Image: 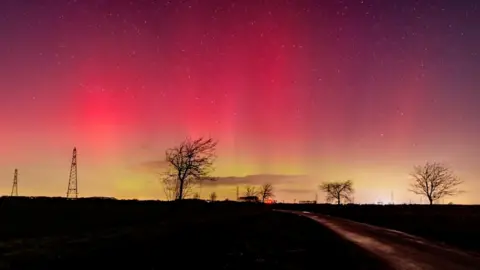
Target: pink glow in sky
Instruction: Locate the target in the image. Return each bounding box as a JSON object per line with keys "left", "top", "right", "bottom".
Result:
{"left": 1, "top": 1, "right": 480, "bottom": 203}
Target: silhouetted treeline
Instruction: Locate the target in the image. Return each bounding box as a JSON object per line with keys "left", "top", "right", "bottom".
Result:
{"left": 273, "top": 203, "right": 480, "bottom": 252}
{"left": 0, "top": 196, "right": 267, "bottom": 241}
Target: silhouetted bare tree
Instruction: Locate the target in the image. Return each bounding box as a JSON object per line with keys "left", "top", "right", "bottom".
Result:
{"left": 244, "top": 186, "right": 258, "bottom": 197}
{"left": 162, "top": 137, "right": 217, "bottom": 200}
{"left": 162, "top": 174, "right": 182, "bottom": 200}
{"left": 259, "top": 183, "right": 274, "bottom": 202}
{"left": 320, "top": 180, "right": 354, "bottom": 205}
{"left": 209, "top": 191, "right": 217, "bottom": 202}
{"left": 409, "top": 162, "right": 463, "bottom": 205}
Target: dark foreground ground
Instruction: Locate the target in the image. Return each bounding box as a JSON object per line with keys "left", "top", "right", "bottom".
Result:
{"left": 0, "top": 197, "right": 390, "bottom": 269}
{"left": 274, "top": 204, "right": 480, "bottom": 253}
{"left": 290, "top": 210, "right": 480, "bottom": 270}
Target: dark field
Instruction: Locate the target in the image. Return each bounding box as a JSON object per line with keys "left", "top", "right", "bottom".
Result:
{"left": 274, "top": 203, "right": 480, "bottom": 253}
{"left": 0, "top": 197, "right": 390, "bottom": 270}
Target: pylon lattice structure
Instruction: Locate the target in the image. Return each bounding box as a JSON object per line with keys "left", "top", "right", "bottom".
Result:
{"left": 66, "top": 147, "right": 78, "bottom": 198}
{"left": 11, "top": 169, "right": 18, "bottom": 196}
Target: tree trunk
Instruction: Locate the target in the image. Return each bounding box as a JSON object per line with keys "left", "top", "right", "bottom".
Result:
{"left": 428, "top": 197, "right": 433, "bottom": 205}
{"left": 337, "top": 195, "right": 341, "bottom": 205}
{"left": 178, "top": 178, "right": 184, "bottom": 200}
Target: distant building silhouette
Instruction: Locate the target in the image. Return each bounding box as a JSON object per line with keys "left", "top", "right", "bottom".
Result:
{"left": 238, "top": 196, "right": 259, "bottom": 202}
{"left": 299, "top": 200, "right": 316, "bottom": 204}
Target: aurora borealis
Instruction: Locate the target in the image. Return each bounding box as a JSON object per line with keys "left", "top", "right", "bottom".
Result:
{"left": 1, "top": 0, "right": 479, "bottom": 203}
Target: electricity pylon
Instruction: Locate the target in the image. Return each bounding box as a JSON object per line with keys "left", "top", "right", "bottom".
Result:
{"left": 66, "top": 147, "right": 78, "bottom": 198}
{"left": 11, "top": 169, "right": 18, "bottom": 196}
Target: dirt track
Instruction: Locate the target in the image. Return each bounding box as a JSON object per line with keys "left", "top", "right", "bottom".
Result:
{"left": 281, "top": 210, "right": 480, "bottom": 270}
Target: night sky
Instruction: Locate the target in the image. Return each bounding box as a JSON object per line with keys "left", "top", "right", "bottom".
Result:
{"left": 1, "top": 0, "right": 479, "bottom": 203}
